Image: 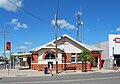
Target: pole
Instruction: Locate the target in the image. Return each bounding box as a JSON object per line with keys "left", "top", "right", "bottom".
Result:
{"left": 55, "top": 14, "right": 58, "bottom": 74}
{"left": 3, "top": 31, "right": 6, "bottom": 69}
{"left": 9, "top": 47, "right": 12, "bottom": 69}
{"left": 13, "top": 56, "right": 14, "bottom": 69}
{"left": 112, "top": 47, "right": 114, "bottom": 69}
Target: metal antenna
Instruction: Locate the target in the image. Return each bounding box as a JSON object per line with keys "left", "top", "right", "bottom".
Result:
{"left": 75, "top": 8, "right": 83, "bottom": 42}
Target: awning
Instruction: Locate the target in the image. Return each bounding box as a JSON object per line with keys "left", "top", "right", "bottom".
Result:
{"left": 11, "top": 53, "right": 32, "bottom": 57}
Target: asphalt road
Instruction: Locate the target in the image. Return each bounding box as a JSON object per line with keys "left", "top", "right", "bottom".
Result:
{"left": 0, "top": 72, "right": 120, "bottom": 84}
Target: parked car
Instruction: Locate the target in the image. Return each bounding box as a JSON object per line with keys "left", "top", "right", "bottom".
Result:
{"left": 0, "top": 61, "right": 6, "bottom": 65}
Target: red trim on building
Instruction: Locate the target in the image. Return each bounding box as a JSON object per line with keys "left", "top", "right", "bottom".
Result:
{"left": 42, "top": 50, "right": 56, "bottom": 60}
{"left": 99, "top": 54, "right": 102, "bottom": 69}
{"left": 92, "top": 51, "right": 102, "bottom": 69}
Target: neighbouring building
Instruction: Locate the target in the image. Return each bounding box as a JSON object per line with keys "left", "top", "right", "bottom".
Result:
{"left": 30, "top": 34, "right": 103, "bottom": 71}
{"left": 94, "top": 34, "right": 120, "bottom": 69}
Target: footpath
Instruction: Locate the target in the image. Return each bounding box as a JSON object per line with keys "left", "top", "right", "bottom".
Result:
{"left": 0, "top": 68, "right": 120, "bottom": 78}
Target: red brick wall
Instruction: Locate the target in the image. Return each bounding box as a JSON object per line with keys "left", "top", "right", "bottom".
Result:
{"left": 66, "top": 53, "right": 72, "bottom": 63}
{"left": 32, "top": 64, "right": 38, "bottom": 70}
{"left": 32, "top": 54, "right": 38, "bottom": 63}
{"left": 31, "top": 63, "right": 90, "bottom": 71}
{"left": 31, "top": 53, "right": 91, "bottom": 71}
{"left": 62, "top": 53, "right": 71, "bottom": 63}
{"left": 62, "top": 53, "right": 90, "bottom": 70}
{"left": 32, "top": 64, "right": 63, "bottom": 71}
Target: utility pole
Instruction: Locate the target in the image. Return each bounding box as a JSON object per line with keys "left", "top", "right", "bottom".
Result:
{"left": 54, "top": 14, "right": 58, "bottom": 74}
{"left": 3, "top": 31, "right": 6, "bottom": 69}
{"left": 76, "top": 11, "right": 83, "bottom": 42}
{"left": 1, "top": 30, "right": 9, "bottom": 69}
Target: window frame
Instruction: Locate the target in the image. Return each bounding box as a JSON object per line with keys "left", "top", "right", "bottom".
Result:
{"left": 45, "top": 53, "right": 55, "bottom": 60}
{"left": 71, "top": 53, "right": 76, "bottom": 63}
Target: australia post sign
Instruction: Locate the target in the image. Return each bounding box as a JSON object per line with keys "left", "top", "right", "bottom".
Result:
{"left": 6, "top": 42, "right": 11, "bottom": 50}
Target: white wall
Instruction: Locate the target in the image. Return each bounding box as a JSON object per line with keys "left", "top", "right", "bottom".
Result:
{"left": 109, "top": 34, "right": 120, "bottom": 57}
{"left": 94, "top": 41, "right": 109, "bottom": 60}
{"left": 37, "top": 49, "right": 62, "bottom": 64}
{"left": 36, "top": 36, "right": 85, "bottom": 64}
{"left": 57, "top": 37, "right": 83, "bottom": 53}
{"left": 108, "top": 34, "right": 120, "bottom": 68}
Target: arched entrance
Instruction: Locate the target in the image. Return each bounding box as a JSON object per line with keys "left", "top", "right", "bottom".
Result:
{"left": 45, "top": 53, "right": 55, "bottom": 60}
{"left": 43, "top": 50, "right": 56, "bottom": 60}
{"left": 43, "top": 51, "right": 56, "bottom": 71}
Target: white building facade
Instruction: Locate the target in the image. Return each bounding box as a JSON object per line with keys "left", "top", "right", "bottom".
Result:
{"left": 109, "top": 34, "right": 120, "bottom": 67}
{"left": 94, "top": 34, "right": 120, "bottom": 68}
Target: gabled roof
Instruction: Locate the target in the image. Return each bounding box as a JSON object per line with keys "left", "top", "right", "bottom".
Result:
{"left": 30, "top": 42, "right": 55, "bottom": 51}
{"left": 30, "top": 34, "right": 103, "bottom": 52}
{"left": 83, "top": 43, "right": 103, "bottom": 51}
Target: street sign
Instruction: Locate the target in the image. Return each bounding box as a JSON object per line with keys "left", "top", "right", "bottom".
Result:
{"left": 6, "top": 42, "right": 11, "bottom": 50}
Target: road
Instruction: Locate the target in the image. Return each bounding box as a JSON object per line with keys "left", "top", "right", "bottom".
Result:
{"left": 0, "top": 72, "right": 120, "bottom": 84}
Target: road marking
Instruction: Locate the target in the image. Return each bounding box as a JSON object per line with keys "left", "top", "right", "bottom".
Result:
{"left": 9, "top": 76, "right": 120, "bottom": 84}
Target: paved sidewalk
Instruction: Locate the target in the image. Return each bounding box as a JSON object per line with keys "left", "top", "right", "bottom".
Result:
{"left": 0, "top": 68, "right": 120, "bottom": 78}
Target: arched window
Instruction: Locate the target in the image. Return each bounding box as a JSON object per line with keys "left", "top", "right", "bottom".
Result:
{"left": 45, "top": 53, "right": 55, "bottom": 59}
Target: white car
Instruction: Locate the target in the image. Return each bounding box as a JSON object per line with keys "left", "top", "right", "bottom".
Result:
{"left": 0, "top": 61, "right": 5, "bottom": 65}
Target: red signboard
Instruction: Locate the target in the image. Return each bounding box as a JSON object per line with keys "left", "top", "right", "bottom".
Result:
{"left": 113, "top": 38, "right": 120, "bottom": 43}
{"left": 6, "top": 42, "right": 11, "bottom": 50}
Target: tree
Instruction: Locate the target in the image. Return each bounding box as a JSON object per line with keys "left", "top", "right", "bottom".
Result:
{"left": 79, "top": 49, "right": 94, "bottom": 72}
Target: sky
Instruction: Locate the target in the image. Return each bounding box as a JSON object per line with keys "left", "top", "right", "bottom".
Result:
{"left": 0, "top": 0, "right": 120, "bottom": 56}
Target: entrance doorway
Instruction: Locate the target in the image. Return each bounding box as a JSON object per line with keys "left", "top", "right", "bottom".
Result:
{"left": 92, "top": 57, "right": 98, "bottom": 67}
{"left": 48, "top": 62, "right": 53, "bottom": 68}
{"left": 114, "top": 55, "right": 120, "bottom": 67}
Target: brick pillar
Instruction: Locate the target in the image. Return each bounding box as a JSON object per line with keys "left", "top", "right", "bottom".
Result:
{"left": 99, "top": 54, "right": 102, "bottom": 69}
{"left": 76, "top": 53, "right": 78, "bottom": 64}
{"left": 62, "top": 53, "right": 66, "bottom": 71}
{"left": 31, "top": 54, "right": 38, "bottom": 70}
{"left": 88, "top": 61, "right": 92, "bottom": 70}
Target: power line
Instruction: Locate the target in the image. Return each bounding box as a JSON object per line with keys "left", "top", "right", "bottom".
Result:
{"left": 58, "top": 27, "right": 108, "bottom": 47}
{"left": 7, "top": 0, "right": 51, "bottom": 25}
{"left": 56, "top": 0, "right": 59, "bottom": 17}
{"left": 7, "top": 0, "right": 107, "bottom": 47}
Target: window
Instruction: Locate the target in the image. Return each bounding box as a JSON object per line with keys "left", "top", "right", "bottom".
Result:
{"left": 78, "top": 57, "right": 81, "bottom": 62}
{"left": 71, "top": 53, "right": 76, "bottom": 63}
{"left": 78, "top": 53, "right": 81, "bottom": 62}
{"left": 45, "top": 53, "right": 55, "bottom": 59}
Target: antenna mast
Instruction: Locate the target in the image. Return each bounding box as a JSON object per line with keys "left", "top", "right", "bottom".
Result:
{"left": 75, "top": 9, "right": 83, "bottom": 42}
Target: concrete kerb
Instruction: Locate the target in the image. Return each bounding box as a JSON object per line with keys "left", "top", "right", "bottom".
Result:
{"left": 0, "top": 68, "right": 120, "bottom": 78}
